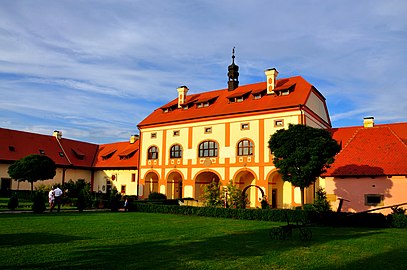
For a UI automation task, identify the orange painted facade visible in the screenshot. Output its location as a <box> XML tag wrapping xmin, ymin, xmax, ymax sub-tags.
<box><xmin>137</xmin><ymin>70</ymin><xmax>331</xmax><ymax>208</ymax></box>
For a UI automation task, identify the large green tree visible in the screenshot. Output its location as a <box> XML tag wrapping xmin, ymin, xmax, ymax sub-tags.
<box><xmin>268</xmin><ymin>124</ymin><xmax>340</xmax><ymax>208</ymax></box>
<box><xmin>8</xmin><ymin>154</ymin><xmax>56</xmax><ymax>192</ymax></box>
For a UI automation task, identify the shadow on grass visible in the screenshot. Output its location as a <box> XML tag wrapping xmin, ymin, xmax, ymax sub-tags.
<box><xmin>13</xmin><ymin>227</ymin><xmax>392</xmax><ymax>269</ymax></box>
<box><xmin>0</xmin><ymin>233</ymin><xmax>90</xmax><ymax>247</ymax></box>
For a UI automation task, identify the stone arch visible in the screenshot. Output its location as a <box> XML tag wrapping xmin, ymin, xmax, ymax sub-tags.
<box><xmin>233</xmin><ymin>169</ymin><xmax>258</xmax><ymax>207</ymax></box>
<box><xmin>144</xmin><ymin>171</ymin><xmax>159</xmax><ymax>198</ymax></box>
<box><xmin>194</xmin><ymin>170</ymin><xmax>221</xmax><ymax>200</ymax></box>
<box><xmin>166</xmin><ymin>170</ymin><xmax>184</xmax><ymax>199</ymax></box>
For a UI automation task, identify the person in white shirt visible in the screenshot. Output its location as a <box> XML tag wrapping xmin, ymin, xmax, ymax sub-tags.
<box><xmin>48</xmin><ymin>188</ymin><xmax>55</xmax><ymax>212</ymax></box>
<box><xmin>53</xmin><ymin>186</ymin><xmax>63</xmax><ymax>212</ymax></box>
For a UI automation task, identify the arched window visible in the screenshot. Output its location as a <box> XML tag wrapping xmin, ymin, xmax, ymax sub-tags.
<box><xmin>237</xmin><ymin>139</ymin><xmax>253</xmax><ymax>156</ymax></box>
<box><xmin>147</xmin><ymin>146</ymin><xmax>158</xmax><ymax>160</ymax></box>
<box><xmin>198</xmin><ymin>140</ymin><xmax>218</xmax><ymax>157</ymax></box>
<box><xmin>170</xmin><ymin>144</ymin><xmax>182</xmax><ymax>158</ymax></box>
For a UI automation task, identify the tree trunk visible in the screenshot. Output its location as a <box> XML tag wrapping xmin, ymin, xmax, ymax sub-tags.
<box><xmin>300</xmin><ymin>187</ymin><xmax>305</xmax><ymax>209</ymax></box>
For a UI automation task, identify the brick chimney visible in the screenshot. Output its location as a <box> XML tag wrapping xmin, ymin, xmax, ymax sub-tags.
<box><xmin>363</xmin><ymin>117</ymin><xmax>374</xmax><ymax>128</ymax></box>
<box><xmin>53</xmin><ymin>130</ymin><xmax>62</xmax><ymax>139</ymax></box>
<box><xmin>130</xmin><ymin>134</ymin><xmax>139</xmax><ymax>144</ymax></box>
<box><xmin>265</xmin><ymin>68</ymin><xmax>279</xmax><ymax>94</ymax></box>
<box><xmin>177</xmin><ymin>86</ymin><xmax>189</xmax><ymax>108</ymax></box>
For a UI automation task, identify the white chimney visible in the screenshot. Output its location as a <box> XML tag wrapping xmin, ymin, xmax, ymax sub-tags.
<box><xmin>130</xmin><ymin>134</ymin><xmax>139</xmax><ymax>144</ymax></box>
<box><xmin>53</xmin><ymin>130</ymin><xmax>62</xmax><ymax>139</ymax></box>
<box><xmin>265</xmin><ymin>68</ymin><xmax>279</xmax><ymax>94</ymax></box>
<box><xmin>363</xmin><ymin>117</ymin><xmax>374</xmax><ymax>128</ymax></box>
<box><xmin>177</xmin><ymin>86</ymin><xmax>189</xmax><ymax>108</ymax></box>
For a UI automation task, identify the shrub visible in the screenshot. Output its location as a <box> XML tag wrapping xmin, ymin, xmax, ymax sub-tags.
<box><xmin>389</xmin><ymin>214</ymin><xmax>407</xmax><ymax>228</ymax></box>
<box><xmin>32</xmin><ymin>191</ymin><xmax>46</xmax><ymax>214</ymax></box>
<box><xmin>109</xmin><ymin>187</ymin><xmax>122</xmax><ymax>212</ymax></box>
<box><xmin>77</xmin><ymin>189</ymin><xmax>87</xmax><ymax>212</ymax></box>
<box><xmin>148</xmin><ymin>192</ymin><xmax>167</xmax><ymax>200</ymax></box>
<box><xmin>8</xmin><ymin>193</ymin><xmax>19</xmax><ymax>210</ymax></box>
<box><xmin>201</xmin><ymin>181</ymin><xmax>222</xmax><ymax>207</ymax></box>
<box><xmin>312</xmin><ymin>187</ymin><xmax>331</xmax><ymax>212</ymax></box>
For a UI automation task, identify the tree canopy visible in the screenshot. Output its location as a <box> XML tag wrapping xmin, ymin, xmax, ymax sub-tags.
<box><xmin>268</xmin><ymin>124</ymin><xmax>340</xmax><ymax>207</ymax></box>
<box><xmin>8</xmin><ymin>154</ymin><xmax>56</xmax><ymax>192</ymax></box>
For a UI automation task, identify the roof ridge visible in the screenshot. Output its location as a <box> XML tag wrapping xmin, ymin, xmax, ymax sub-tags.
<box><xmin>386</xmin><ymin>125</ymin><xmax>407</xmax><ymax>149</ymax></box>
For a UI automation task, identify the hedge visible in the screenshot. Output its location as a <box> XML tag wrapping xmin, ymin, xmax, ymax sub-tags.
<box><xmin>128</xmin><ymin>202</ymin><xmax>389</xmax><ymax>227</ymax></box>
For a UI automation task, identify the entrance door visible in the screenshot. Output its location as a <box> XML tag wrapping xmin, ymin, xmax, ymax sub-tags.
<box><xmin>271</xmin><ymin>189</ymin><xmax>277</xmax><ymax>209</ymax></box>
<box><xmin>0</xmin><ymin>178</ymin><xmax>11</xmax><ymax>196</ymax></box>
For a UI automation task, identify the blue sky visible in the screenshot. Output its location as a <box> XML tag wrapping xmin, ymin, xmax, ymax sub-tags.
<box><xmin>1</xmin><ymin>0</ymin><xmax>406</xmax><ymax>143</ymax></box>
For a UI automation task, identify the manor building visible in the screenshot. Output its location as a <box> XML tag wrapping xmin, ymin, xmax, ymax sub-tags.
<box><xmin>137</xmin><ymin>55</ymin><xmax>331</xmax><ymax>208</ymax></box>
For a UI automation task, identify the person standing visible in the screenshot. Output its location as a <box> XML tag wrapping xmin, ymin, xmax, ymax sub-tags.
<box><xmin>53</xmin><ymin>186</ymin><xmax>63</xmax><ymax>212</ymax></box>
<box><xmin>48</xmin><ymin>187</ymin><xmax>55</xmax><ymax>212</ymax></box>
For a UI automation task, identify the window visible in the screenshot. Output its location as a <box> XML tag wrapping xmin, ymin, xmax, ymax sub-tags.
<box><xmin>204</xmin><ymin>127</ymin><xmax>212</xmax><ymax>134</ymax></box>
<box><xmin>151</xmin><ymin>133</ymin><xmax>157</xmax><ymax>139</ymax></box>
<box><xmin>8</xmin><ymin>146</ymin><xmax>15</xmax><ymax>152</ymax></box>
<box><xmin>39</xmin><ymin>149</ymin><xmax>45</xmax><ymax>155</ymax></box>
<box><xmin>59</xmin><ymin>152</ymin><xmax>64</xmax><ymax>157</ymax></box>
<box><xmin>173</xmin><ymin>130</ymin><xmax>180</xmax><ymax>136</ymax></box>
<box><xmin>121</xmin><ymin>185</ymin><xmax>126</xmax><ymax>194</ymax></box>
<box><xmin>237</xmin><ymin>139</ymin><xmax>253</xmax><ymax>156</ymax></box>
<box><xmin>131</xmin><ymin>173</ymin><xmax>136</xmax><ymax>182</ymax></box>
<box><xmin>170</xmin><ymin>144</ymin><xmax>182</xmax><ymax>158</ymax></box>
<box><xmin>236</xmin><ymin>96</ymin><xmax>244</xmax><ymax>102</ymax></box>
<box><xmin>253</xmin><ymin>94</ymin><xmax>262</xmax><ymax>99</ymax></box>
<box><xmin>199</xmin><ymin>141</ymin><xmax>218</xmax><ymax>157</ymax></box>
<box><xmin>148</xmin><ymin>146</ymin><xmax>158</xmax><ymax>160</ymax></box>
<box><xmin>241</xmin><ymin>123</ymin><xmax>249</xmax><ymax>130</ymax></box>
<box><xmin>274</xmin><ymin>120</ymin><xmax>284</xmax><ymax>127</ymax></box>
<box><xmin>365</xmin><ymin>194</ymin><xmax>384</xmax><ymax>206</ymax></box>
<box><xmin>182</xmin><ymin>105</ymin><xmax>189</xmax><ymax>110</ymax></box>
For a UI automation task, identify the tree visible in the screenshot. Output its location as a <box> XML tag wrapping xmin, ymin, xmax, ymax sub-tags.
<box><xmin>268</xmin><ymin>124</ymin><xmax>340</xmax><ymax>208</ymax></box>
<box><xmin>8</xmin><ymin>154</ymin><xmax>56</xmax><ymax>193</ymax></box>
<box><xmin>201</xmin><ymin>180</ymin><xmax>222</xmax><ymax>207</ymax></box>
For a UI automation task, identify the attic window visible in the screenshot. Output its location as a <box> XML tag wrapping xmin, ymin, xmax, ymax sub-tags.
<box><xmin>39</xmin><ymin>149</ymin><xmax>45</xmax><ymax>155</ymax></box>
<box><xmin>253</xmin><ymin>93</ymin><xmax>262</xmax><ymax>99</ymax></box>
<box><xmin>163</xmin><ymin>108</ymin><xmax>169</xmax><ymax>113</ymax></box>
<box><xmin>59</xmin><ymin>152</ymin><xmax>64</xmax><ymax>157</ymax></box>
<box><xmin>241</xmin><ymin>123</ymin><xmax>249</xmax><ymax>130</ymax></box>
<box><xmin>173</xmin><ymin>130</ymin><xmax>180</xmax><ymax>136</ymax></box>
<box><xmin>102</xmin><ymin>150</ymin><xmax>116</xmax><ymax>160</ymax></box>
<box><xmin>281</xmin><ymin>89</ymin><xmax>290</xmax><ymax>96</ymax></box>
<box><xmin>8</xmin><ymin>146</ymin><xmax>15</xmax><ymax>152</ymax></box>
<box><xmin>72</xmin><ymin>148</ymin><xmax>85</xmax><ymax>160</ymax></box>
<box><xmin>151</xmin><ymin>133</ymin><xmax>157</xmax><ymax>139</ymax></box>
<box><xmin>204</xmin><ymin>127</ymin><xmax>212</xmax><ymax>134</ymax></box>
<box><xmin>274</xmin><ymin>120</ymin><xmax>284</xmax><ymax>127</ymax></box>
<box><xmin>182</xmin><ymin>105</ymin><xmax>189</xmax><ymax>110</ymax></box>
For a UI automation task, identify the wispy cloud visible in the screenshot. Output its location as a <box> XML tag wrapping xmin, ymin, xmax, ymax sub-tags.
<box><xmin>1</xmin><ymin>0</ymin><xmax>406</xmax><ymax>142</ymax></box>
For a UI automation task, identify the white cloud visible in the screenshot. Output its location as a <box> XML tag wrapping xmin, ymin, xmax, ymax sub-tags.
<box><xmin>0</xmin><ymin>0</ymin><xmax>406</xmax><ymax>142</ymax></box>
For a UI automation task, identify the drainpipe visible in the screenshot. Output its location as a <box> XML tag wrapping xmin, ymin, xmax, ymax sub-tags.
<box><xmin>299</xmin><ymin>104</ymin><xmax>304</xmax><ymax>125</ymax></box>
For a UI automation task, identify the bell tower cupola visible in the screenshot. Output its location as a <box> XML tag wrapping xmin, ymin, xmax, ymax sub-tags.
<box><xmin>227</xmin><ymin>47</ymin><xmax>239</xmax><ymax>91</ymax></box>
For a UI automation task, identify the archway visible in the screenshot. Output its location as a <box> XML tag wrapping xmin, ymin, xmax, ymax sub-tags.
<box><xmin>167</xmin><ymin>171</ymin><xmax>183</xmax><ymax>199</ymax></box>
<box><xmin>234</xmin><ymin>170</ymin><xmax>257</xmax><ymax>207</ymax></box>
<box><xmin>194</xmin><ymin>171</ymin><xmax>220</xmax><ymax>200</ymax></box>
<box><xmin>267</xmin><ymin>171</ymin><xmax>284</xmax><ymax>208</ymax></box>
<box><xmin>144</xmin><ymin>171</ymin><xmax>159</xmax><ymax>198</ymax></box>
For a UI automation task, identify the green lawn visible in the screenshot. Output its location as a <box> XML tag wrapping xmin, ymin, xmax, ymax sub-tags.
<box><xmin>0</xmin><ymin>212</ymin><xmax>406</xmax><ymax>269</ymax></box>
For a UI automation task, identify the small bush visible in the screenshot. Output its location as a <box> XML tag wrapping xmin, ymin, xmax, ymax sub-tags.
<box><xmin>8</xmin><ymin>193</ymin><xmax>19</xmax><ymax>210</ymax></box>
<box><xmin>77</xmin><ymin>189</ymin><xmax>87</xmax><ymax>212</ymax></box>
<box><xmin>32</xmin><ymin>191</ymin><xmax>46</xmax><ymax>214</ymax></box>
<box><xmin>312</xmin><ymin>188</ymin><xmax>331</xmax><ymax>212</ymax></box>
<box><xmin>389</xmin><ymin>214</ymin><xmax>407</xmax><ymax>228</ymax></box>
<box><xmin>148</xmin><ymin>192</ymin><xmax>167</xmax><ymax>200</ymax></box>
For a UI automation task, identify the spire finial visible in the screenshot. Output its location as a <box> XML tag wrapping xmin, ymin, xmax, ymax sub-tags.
<box><xmin>232</xmin><ymin>47</ymin><xmax>235</xmax><ymax>64</ymax></box>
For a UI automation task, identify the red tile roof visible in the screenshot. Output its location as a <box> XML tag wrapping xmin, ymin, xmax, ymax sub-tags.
<box><xmin>0</xmin><ymin>128</ymin><xmax>72</xmax><ymax>166</ymax></box>
<box><xmin>138</xmin><ymin>76</ymin><xmax>324</xmax><ymax>128</ymax></box>
<box><xmin>93</xmin><ymin>140</ymin><xmax>139</xmax><ymax>169</ymax></box>
<box><xmin>0</xmin><ymin>127</ymin><xmax>139</xmax><ymax>170</ymax></box>
<box><xmin>325</xmin><ymin>123</ymin><xmax>407</xmax><ymax>176</ymax></box>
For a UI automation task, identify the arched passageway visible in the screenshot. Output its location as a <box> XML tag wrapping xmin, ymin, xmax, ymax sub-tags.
<box><xmin>167</xmin><ymin>171</ymin><xmax>183</xmax><ymax>199</ymax></box>
<box><xmin>234</xmin><ymin>170</ymin><xmax>257</xmax><ymax>207</ymax></box>
<box><xmin>267</xmin><ymin>171</ymin><xmax>284</xmax><ymax>208</ymax></box>
<box><xmin>194</xmin><ymin>171</ymin><xmax>220</xmax><ymax>200</ymax></box>
<box><xmin>144</xmin><ymin>171</ymin><xmax>159</xmax><ymax>197</ymax></box>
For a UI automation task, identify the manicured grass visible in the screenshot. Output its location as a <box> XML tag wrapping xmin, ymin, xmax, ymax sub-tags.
<box><xmin>0</xmin><ymin>212</ymin><xmax>406</xmax><ymax>269</ymax></box>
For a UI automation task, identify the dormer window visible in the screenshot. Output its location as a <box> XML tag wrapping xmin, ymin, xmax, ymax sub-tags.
<box><xmin>281</xmin><ymin>89</ymin><xmax>290</xmax><ymax>96</ymax></box>
<box><xmin>236</xmin><ymin>96</ymin><xmax>244</xmax><ymax>102</ymax></box>
<box><xmin>39</xmin><ymin>149</ymin><xmax>45</xmax><ymax>155</ymax></box>
<box><xmin>182</xmin><ymin>105</ymin><xmax>189</xmax><ymax>110</ymax></box>
<box><xmin>163</xmin><ymin>108</ymin><xmax>169</xmax><ymax>113</ymax></box>
<box><xmin>59</xmin><ymin>152</ymin><xmax>64</xmax><ymax>157</ymax></box>
<box><xmin>253</xmin><ymin>94</ymin><xmax>262</xmax><ymax>99</ymax></box>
